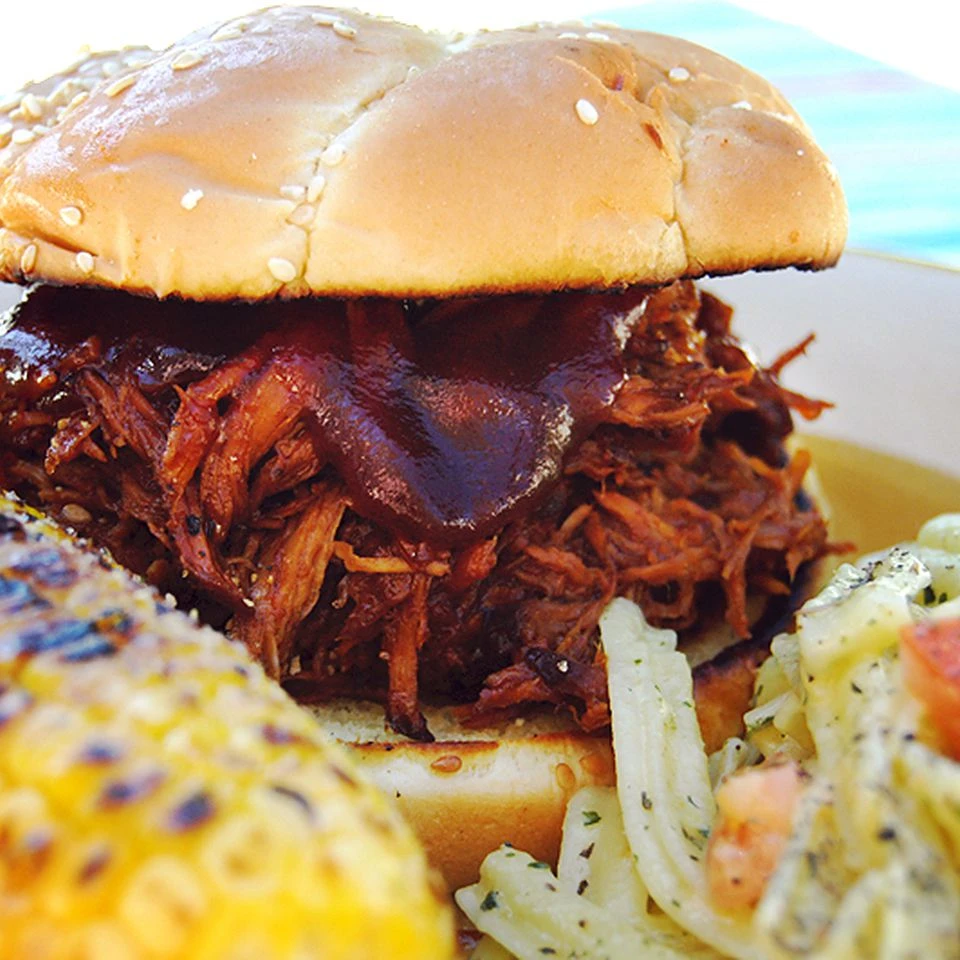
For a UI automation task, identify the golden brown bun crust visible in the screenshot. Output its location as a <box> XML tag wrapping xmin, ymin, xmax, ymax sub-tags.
<box><xmin>0</xmin><ymin>6</ymin><xmax>846</xmax><ymax>300</ymax></box>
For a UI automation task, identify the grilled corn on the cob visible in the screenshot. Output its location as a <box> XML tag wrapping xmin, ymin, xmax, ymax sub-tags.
<box><xmin>0</xmin><ymin>495</ymin><xmax>454</xmax><ymax>960</ymax></box>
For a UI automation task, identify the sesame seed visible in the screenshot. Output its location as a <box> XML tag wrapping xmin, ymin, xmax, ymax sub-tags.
<box><xmin>430</xmin><ymin>754</ymin><xmax>463</xmax><ymax>774</ymax></box>
<box><xmin>20</xmin><ymin>244</ymin><xmax>37</xmax><ymax>273</ymax></box>
<box><xmin>67</xmin><ymin>92</ymin><xmax>89</xmax><ymax>112</ymax></box>
<box><xmin>20</xmin><ymin>93</ymin><xmax>44</xmax><ymax>120</ymax></box>
<box><xmin>0</xmin><ymin>121</ymin><xmax>12</xmax><ymax>140</ymax></box>
<box><xmin>172</xmin><ymin>50</ymin><xmax>204</xmax><ymax>71</ymax></box>
<box><xmin>11</xmin><ymin>128</ymin><xmax>35</xmax><ymax>145</ymax></box>
<box><xmin>211</xmin><ymin>25</ymin><xmax>244</xmax><ymax>42</ymax></box>
<box><xmin>180</xmin><ymin>188</ymin><xmax>204</xmax><ymax>211</ymax></box>
<box><xmin>242</xmin><ymin>596</ymin><xmax>256</xmax><ymax>608</ymax></box>
<box><xmin>575</xmin><ymin>98</ymin><xmax>599</xmax><ymax>125</ymax></box>
<box><xmin>731</xmin><ymin>100</ymin><xmax>752</xmax><ymax>110</ymax></box>
<box><xmin>796</xmin><ymin>148</ymin><xmax>805</xmax><ymax>157</ymax></box>
<box><xmin>0</xmin><ymin>94</ymin><xmax>20</xmax><ymax>113</ymax></box>
<box><xmin>287</xmin><ymin>204</ymin><xmax>315</xmax><ymax>227</ymax></box>
<box><xmin>60</xmin><ymin>206</ymin><xmax>83</xmax><ymax>227</ymax></box>
<box><xmin>320</xmin><ymin>143</ymin><xmax>345</xmax><ymax>166</ymax></box>
<box><xmin>104</xmin><ymin>74</ymin><xmax>137</xmax><ymax>98</ymax></box>
<box><xmin>668</xmin><ymin>66</ymin><xmax>690</xmax><ymax>82</ymax></box>
<box><xmin>406</xmin><ymin>64</ymin><xmax>421</xmax><ymax>81</ymax></box>
<box><xmin>307</xmin><ymin>174</ymin><xmax>327</xmax><ymax>202</ymax></box>
<box><xmin>32</xmin><ymin>124</ymin><xmax>49</xmax><ymax>137</ymax></box>
<box><xmin>50</xmin><ymin>79</ymin><xmax>80</xmax><ymax>105</ymax></box>
<box><xmin>332</xmin><ymin>20</ymin><xmax>357</xmax><ymax>39</ymax></box>
<box><xmin>61</xmin><ymin>503</ymin><xmax>92</xmax><ymax>525</ymax></box>
<box><xmin>280</xmin><ymin>184</ymin><xmax>306</xmax><ymax>200</ymax></box>
<box><xmin>558</xmin><ymin>31</ymin><xmax>580</xmax><ymax>39</ymax></box>
<box><xmin>585</xmin><ymin>31</ymin><xmax>611</xmax><ymax>42</ymax></box>
<box><xmin>101</xmin><ymin>60</ymin><xmax>122</xmax><ymax>78</ymax></box>
<box><xmin>446</xmin><ymin>30</ymin><xmax>471</xmax><ymax>53</ymax></box>
<box><xmin>267</xmin><ymin>257</ymin><xmax>297</xmax><ymax>282</ymax></box>
<box><xmin>76</xmin><ymin>251</ymin><xmax>95</xmax><ymax>274</ymax></box>
<box><xmin>311</xmin><ymin>13</ymin><xmax>336</xmax><ymax>25</ymax></box>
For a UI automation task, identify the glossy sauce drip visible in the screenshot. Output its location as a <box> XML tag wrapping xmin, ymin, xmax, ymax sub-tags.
<box><xmin>0</xmin><ymin>285</ymin><xmax>649</xmax><ymax>545</ymax></box>
<box><xmin>0</xmin><ymin>287</ymin><xmax>266</xmax><ymax>404</ymax></box>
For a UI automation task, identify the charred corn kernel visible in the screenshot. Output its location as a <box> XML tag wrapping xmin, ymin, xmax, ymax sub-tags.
<box><xmin>0</xmin><ymin>496</ymin><xmax>454</xmax><ymax>960</ymax></box>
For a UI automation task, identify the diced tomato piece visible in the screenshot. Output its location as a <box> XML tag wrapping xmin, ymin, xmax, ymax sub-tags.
<box><xmin>706</xmin><ymin>762</ymin><xmax>804</xmax><ymax>912</ymax></box>
<box><xmin>901</xmin><ymin>618</ymin><xmax>960</xmax><ymax>760</ymax></box>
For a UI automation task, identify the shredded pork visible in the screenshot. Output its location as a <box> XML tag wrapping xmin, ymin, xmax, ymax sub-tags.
<box><xmin>0</xmin><ymin>281</ymin><xmax>834</xmax><ymax>739</ymax></box>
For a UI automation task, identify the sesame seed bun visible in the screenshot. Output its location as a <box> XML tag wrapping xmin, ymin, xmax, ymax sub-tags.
<box><xmin>0</xmin><ymin>6</ymin><xmax>846</xmax><ymax>300</ymax></box>
<box><xmin>0</xmin><ymin>4</ymin><xmax>841</xmax><ymax>899</ymax></box>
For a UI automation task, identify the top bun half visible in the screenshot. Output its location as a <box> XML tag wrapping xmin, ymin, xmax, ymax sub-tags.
<box><xmin>0</xmin><ymin>6</ymin><xmax>847</xmax><ymax>301</ymax></box>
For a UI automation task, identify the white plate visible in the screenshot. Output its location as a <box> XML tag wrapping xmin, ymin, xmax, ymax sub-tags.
<box><xmin>2</xmin><ymin>250</ymin><xmax>958</xmax><ymax>477</ymax></box>
<box><xmin>705</xmin><ymin>250</ymin><xmax>960</xmax><ymax>477</ymax></box>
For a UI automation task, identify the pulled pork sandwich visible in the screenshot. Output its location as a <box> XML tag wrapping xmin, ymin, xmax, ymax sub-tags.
<box><xmin>0</xmin><ymin>7</ymin><xmax>846</xmax><ymax>886</ymax></box>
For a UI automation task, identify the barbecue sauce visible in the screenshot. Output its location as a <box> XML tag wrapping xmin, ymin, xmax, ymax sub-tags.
<box><xmin>0</xmin><ymin>284</ymin><xmax>649</xmax><ymax>545</ymax></box>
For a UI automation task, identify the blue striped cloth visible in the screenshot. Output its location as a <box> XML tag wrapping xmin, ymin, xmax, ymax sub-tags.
<box><xmin>589</xmin><ymin>2</ymin><xmax>960</xmax><ymax>268</ymax></box>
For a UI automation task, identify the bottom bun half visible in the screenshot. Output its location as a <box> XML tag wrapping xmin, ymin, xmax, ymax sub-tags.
<box><xmin>323</xmin><ymin>703</ymin><xmax>615</xmax><ymax>892</ymax></box>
